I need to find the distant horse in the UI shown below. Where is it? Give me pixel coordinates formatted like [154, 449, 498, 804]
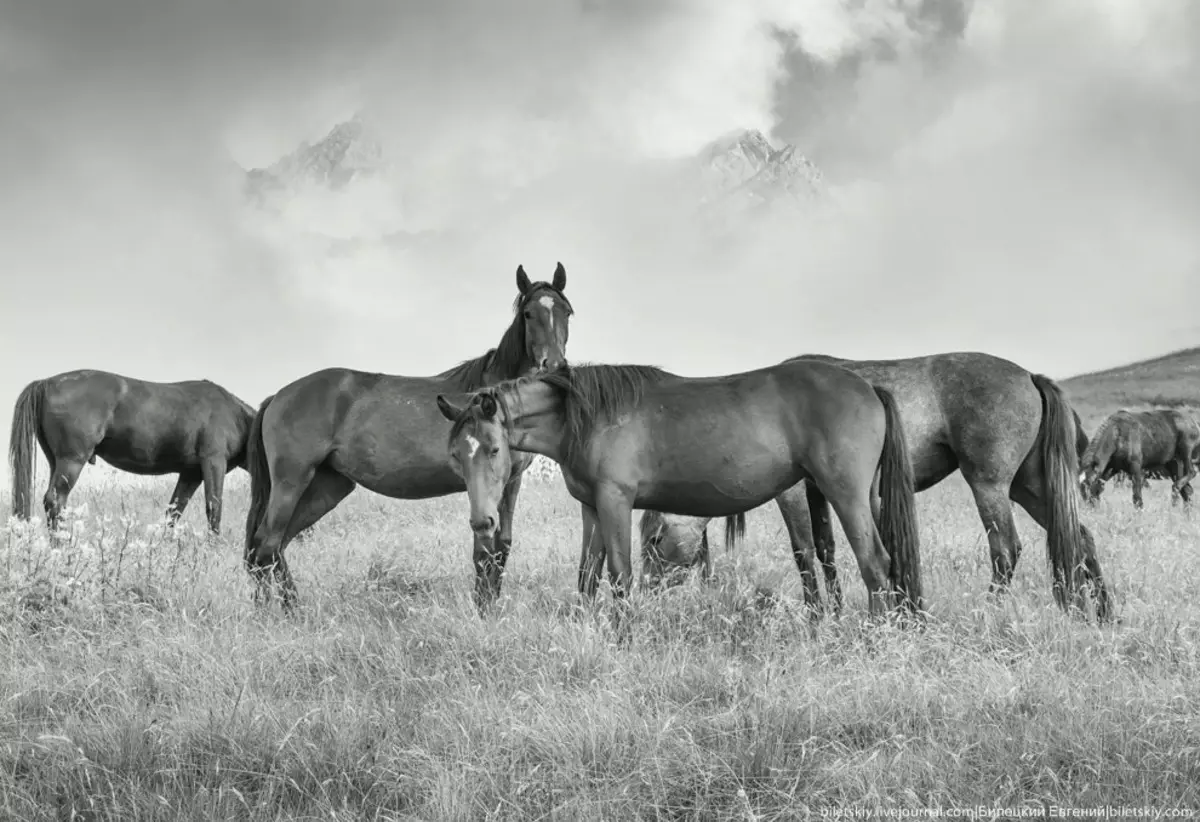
[1080, 409, 1200, 508]
[8, 371, 257, 534]
[244, 264, 574, 611]
[436, 359, 925, 624]
[638, 352, 1110, 622]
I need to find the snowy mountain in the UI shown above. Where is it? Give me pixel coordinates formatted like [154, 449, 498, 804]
[697, 129, 823, 211]
[241, 119, 822, 237]
[245, 116, 386, 206]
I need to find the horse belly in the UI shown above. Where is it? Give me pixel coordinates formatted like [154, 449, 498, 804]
[94, 433, 192, 475]
[338, 452, 465, 500]
[637, 430, 798, 517]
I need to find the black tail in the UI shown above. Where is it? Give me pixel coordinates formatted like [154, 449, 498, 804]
[1072, 407, 1088, 461]
[723, 513, 746, 552]
[243, 395, 273, 562]
[8, 380, 44, 520]
[874, 385, 924, 613]
[1030, 374, 1100, 616]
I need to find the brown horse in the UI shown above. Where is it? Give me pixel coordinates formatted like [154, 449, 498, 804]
[8, 371, 256, 534]
[243, 264, 574, 610]
[436, 360, 925, 625]
[1080, 409, 1200, 507]
[638, 352, 1110, 622]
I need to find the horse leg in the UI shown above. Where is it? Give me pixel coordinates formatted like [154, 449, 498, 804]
[43, 457, 86, 535]
[246, 462, 316, 611]
[200, 456, 227, 536]
[1173, 448, 1197, 503]
[826, 493, 894, 619]
[577, 504, 605, 599]
[473, 469, 525, 613]
[281, 468, 355, 544]
[964, 478, 1024, 593]
[774, 484, 820, 613]
[165, 470, 202, 529]
[807, 482, 844, 614]
[594, 489, 635, 641]
[597, 499, 635, 598]
[698, 528, 712, 582]
[1010, 483, 1112, 622]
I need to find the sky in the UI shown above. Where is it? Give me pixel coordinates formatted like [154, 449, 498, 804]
[2, 0, 1200, 483]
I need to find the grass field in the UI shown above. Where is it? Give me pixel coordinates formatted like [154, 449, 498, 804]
[5, 349, 1200, 820]
[3, 460, 1200, 821]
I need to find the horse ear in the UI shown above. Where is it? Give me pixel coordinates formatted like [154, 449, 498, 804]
[516, 265, 531, 295]
[479, 393, 498, 419]
[552, 262, 567, 292]
[436, 395, 463, 422]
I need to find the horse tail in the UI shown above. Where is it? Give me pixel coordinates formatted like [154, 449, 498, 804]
[723, 513, 746, 552]
[1030, 374, 1087, 613]
[243, 394, 273, 560]
[1072, 407, 1088, 461]
[874, 385, 923, 613]
[8, 380, 45, 520]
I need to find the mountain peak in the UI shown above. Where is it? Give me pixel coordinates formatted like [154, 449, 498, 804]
[697, 128, 822, 213]
[244, 113, 385, 202]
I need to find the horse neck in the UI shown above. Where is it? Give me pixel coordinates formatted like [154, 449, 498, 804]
[505, 382, 566, 461]
[483, 311, 537, 385]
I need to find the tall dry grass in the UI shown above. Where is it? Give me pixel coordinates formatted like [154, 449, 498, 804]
[2, 468, 1199, 820]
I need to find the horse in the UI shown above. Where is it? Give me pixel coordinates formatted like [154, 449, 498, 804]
[1080, 409, 1200, 508]
[243, 264, 574, 611]
[435, 359, 925, 626]
[637, 352, 1110, 622]
[8, 371, 257, 534]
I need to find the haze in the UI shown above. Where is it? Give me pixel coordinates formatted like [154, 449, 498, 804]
[3, 0, 1199, 480]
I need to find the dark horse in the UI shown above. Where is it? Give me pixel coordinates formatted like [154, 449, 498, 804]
[1080, 409, 1200, 508]
[8, 370, 257, 533]
[638, 352, 1110, 622]
[436, 360, 925, 623]
[243, 264, 574, 610]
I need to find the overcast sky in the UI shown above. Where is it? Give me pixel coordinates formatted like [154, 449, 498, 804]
[2, 0, 1199, 478]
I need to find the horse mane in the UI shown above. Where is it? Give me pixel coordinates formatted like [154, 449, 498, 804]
[436, 283, 574, 392]
[1081, 411, 1129, 468]
[638, 509, 663, 546]
[538, 363, 673, 462]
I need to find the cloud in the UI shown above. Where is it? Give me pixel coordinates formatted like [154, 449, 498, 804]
[1, 0, 1198, 477]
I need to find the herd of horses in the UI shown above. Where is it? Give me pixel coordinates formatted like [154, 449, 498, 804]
[7, 262, 1195, 630]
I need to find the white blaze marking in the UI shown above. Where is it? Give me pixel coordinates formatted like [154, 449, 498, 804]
[539, 295, 556, 329]
[465, 434, 480, 458]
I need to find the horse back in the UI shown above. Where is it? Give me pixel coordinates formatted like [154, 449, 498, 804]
[793, 351, 1045, 487]
[40, 370, 251, 469]
[259, 367, 461, 495]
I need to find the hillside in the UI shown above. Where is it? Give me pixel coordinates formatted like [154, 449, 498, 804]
[1062, 346, 1200, 426]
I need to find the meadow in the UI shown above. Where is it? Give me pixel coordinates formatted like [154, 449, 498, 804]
[2, 450, 1199, 821]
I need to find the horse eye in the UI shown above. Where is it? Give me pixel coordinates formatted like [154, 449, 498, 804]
[489, 447, 500, 457]
[523, 310, 533, 320]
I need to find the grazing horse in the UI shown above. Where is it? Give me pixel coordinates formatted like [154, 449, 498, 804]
[8, 371, 257, 534]
[436, 360, 925, 625]
[1080, 409, 1200, 508]
[638, 352, 1110, 622]
[243, 264, 574, 610]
